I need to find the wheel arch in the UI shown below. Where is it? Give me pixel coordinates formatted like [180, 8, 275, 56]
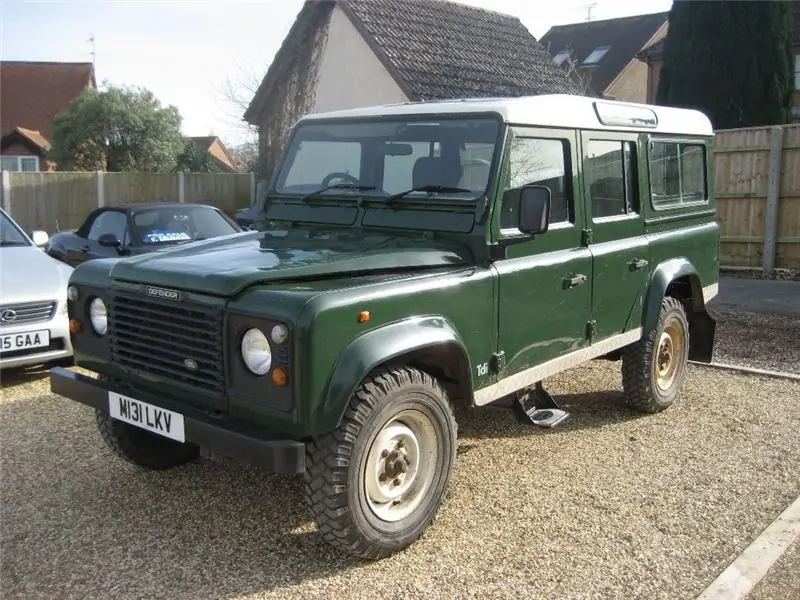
[312, 316, 473, 437]
[643, 257, 716, 363]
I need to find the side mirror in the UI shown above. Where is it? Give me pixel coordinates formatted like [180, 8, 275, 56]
[97, 233, 122, 248]
[31, 230, 49, 248]
[518, 185, 551, 235]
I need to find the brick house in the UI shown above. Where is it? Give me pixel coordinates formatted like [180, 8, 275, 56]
[0, 61, 96, 172]
[243, 0, 586, 179]
[188, 136, 240, 172]
[539, 11, 668, 103]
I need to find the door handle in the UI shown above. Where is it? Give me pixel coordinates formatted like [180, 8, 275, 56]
[628, 258, 649, 271]
[80, 246, 91, 252]
[564, 274, 587, 288]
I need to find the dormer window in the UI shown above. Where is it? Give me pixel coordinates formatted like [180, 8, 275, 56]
[553, 49, 573, 67]
[583, 45, 610, 66]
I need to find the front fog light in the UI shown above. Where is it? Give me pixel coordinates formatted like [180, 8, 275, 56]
[242, 328, 272, 375]
[270, 324, 289, 344]
[89, 297, 108, 335]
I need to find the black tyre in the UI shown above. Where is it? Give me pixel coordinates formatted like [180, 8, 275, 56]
[95, 410, 200, 470]
[622, 296, 690, 413]
[305, 366, 458, 560]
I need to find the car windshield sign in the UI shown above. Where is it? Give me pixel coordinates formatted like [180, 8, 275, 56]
[273, 116, 501, 204]
[131, 206, 238, 245]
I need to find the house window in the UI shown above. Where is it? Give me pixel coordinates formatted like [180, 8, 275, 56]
[0, 156, 39, 172]
[501, 137, 572, 230]
[649, 141, 708, 208]
[553, 49, 572, 67]
[795, 55, 799, 90]
[583, 46, 610, 66]
[585, 140, 639, 219]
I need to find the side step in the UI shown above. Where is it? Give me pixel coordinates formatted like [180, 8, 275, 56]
[512, 382, 570, 429]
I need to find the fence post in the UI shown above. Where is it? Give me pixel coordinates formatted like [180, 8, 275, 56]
[97, 170, 105, 208]
[763, 126, 785, 274]
[1, 170, 10, 215]
[250, 172, 256, 208]
[178, 171, 185, 203]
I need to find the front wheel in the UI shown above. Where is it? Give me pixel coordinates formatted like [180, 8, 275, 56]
[304, 366, 458, 560]
[622, 296, 690, 413]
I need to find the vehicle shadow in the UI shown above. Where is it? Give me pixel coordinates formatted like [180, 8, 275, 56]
[0, 394, 367, 600]
[0, 364, 54, 387]
[454, 387, 651, 443]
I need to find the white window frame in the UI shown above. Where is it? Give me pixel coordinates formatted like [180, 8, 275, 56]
[0, 155, 40, 172]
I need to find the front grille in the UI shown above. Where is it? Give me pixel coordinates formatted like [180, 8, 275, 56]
[0, 301, 57, 327]
[109, 291, 224, 393]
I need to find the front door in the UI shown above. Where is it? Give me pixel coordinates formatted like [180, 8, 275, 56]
[67, 210, 129, 266]
[580, 134, 649, 341]
[492, 128, 592, 378]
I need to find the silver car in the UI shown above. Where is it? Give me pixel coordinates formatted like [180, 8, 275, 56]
[1, 208, 74, 370]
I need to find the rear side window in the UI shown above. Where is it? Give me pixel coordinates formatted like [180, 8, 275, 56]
[649, 141, 708, 208]
[585, 140, 639, 219]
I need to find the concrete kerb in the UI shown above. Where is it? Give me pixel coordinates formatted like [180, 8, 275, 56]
[695, 495, 800, 600]
[689, 361, 800, 382]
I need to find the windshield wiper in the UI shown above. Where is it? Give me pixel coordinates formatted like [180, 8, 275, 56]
[385, 185, 473, 207]
[0, 241, 28, 247]
[301, 182, 377, 203]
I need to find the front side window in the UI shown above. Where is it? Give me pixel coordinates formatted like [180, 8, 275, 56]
[274, 116, 502, 200]
[585, 139, 639, 219]
[88, 211, 128, 242]
[649, 141, 707, 208]
[501, 137, 571, 230]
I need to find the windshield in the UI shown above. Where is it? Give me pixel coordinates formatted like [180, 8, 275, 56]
[130, 206, 239, 245]
[274, 116, 502, 201]
[0, 210, 31, 247]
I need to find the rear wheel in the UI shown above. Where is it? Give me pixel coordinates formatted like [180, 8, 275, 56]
[304, 366, 457, 560]
[622, 296, 690, 413]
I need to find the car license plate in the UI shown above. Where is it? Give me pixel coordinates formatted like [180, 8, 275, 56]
[108, 392, 186, 443]
[0, 329, 50, 354]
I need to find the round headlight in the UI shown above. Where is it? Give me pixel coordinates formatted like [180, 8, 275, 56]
[67, 285, 80, 301]
[241, 328, 272, 375]
[270, 324, 289, 345]
[89, 297, 107, 336]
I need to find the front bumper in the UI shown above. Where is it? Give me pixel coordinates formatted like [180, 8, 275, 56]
[49, 367, 306, 475]
[0, 311, 73, 370]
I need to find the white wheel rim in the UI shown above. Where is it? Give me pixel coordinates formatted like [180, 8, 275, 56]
[363, 409, 438, 522]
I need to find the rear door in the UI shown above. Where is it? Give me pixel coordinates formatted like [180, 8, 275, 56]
[580, 132, 649, 341]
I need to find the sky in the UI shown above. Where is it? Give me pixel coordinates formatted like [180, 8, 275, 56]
[1, 0, 673, 146]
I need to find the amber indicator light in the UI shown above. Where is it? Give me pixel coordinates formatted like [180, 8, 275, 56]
[272, 367, 288, 387]
[358, 311, 371, 323]
[69, 319, 83, 334]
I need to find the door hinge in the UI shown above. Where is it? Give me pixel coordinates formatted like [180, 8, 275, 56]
[581, 228, 593, 246]
[491, 351, 506, 374]
[586, 320, 597, 341]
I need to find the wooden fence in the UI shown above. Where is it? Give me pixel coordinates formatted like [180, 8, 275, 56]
[715, 124, 800, 271]
[1, 171, 255, 233]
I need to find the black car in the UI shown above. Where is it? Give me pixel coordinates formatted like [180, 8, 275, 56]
[46, 203, 243, 268]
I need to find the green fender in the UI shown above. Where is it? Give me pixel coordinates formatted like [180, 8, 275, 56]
[643, 257, 703, 334]
[313, 316, 471, 436]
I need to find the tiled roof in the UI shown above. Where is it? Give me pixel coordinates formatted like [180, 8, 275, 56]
[0, 61, 95, 145]
[245, 0, 586, 122]
[340, 0, 586, 100]
[189, 136, 239, 172]
[539, 11, 668, 94]
[14, 127, 53, 152]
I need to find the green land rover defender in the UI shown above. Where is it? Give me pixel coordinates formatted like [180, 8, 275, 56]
[51, 95, 719, 559]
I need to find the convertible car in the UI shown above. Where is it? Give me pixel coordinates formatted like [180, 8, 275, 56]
[46, 203, 243, 267]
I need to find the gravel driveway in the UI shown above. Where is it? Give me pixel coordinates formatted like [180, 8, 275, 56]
[2, 351, 798, 600]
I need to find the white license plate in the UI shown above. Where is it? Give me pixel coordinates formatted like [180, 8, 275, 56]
[108, 392, 186, 443]
[0, 329, 50, 353]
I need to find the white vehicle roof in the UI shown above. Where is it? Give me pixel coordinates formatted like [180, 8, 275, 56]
[300, 94, 713, 137]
